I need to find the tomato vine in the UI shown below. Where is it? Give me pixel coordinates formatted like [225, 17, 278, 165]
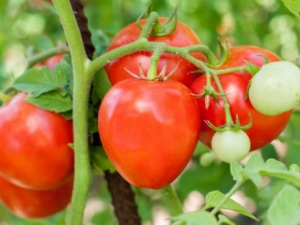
[13, 0, 300, 224]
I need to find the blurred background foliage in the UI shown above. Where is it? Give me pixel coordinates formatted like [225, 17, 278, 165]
[0, 0, 300, 225]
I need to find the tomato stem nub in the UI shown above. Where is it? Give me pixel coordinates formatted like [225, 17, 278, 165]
[147, 44, 166, 80]
[138, 12, 159, 39]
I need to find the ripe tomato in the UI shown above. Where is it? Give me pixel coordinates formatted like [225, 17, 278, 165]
[220, 45, 281, 73]
[105, 18, 205, 86]
[98, 78, 200, 189]
[0, 174, 72, 219]
[190, 72, 292, 151]
[35, 54, 64, 70]
[0, 93, 74, 189]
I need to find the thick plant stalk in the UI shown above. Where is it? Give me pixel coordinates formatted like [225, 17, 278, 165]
[70, 0, 95, 59]
[105, 171, 142, 225]
[70, 1, 141, 224]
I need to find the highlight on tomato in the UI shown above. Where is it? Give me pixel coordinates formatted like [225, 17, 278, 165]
[219, 45, 282, 72]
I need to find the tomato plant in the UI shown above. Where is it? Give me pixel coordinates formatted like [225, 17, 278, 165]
[0, 93, 74, 190]
[98, 78, 200, 189]
[249, 61, 300, 116]
[104, 17, 205, 86]
[3, 1, 300, 225]
[0, 174, 72, 219]
[190, 72, 292, 151]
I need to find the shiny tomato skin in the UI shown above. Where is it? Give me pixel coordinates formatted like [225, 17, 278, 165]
[190, 73, 292, 151]
[0, 174, 72, 219]
[0, 93, 74, 190]
[220, 45, 281, 73]
[105, 18, 205, 86]
[98, 79, 200, 189]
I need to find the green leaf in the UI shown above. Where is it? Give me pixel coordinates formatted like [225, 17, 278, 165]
[93, 68, 112, 99]
[204, 191, 258, 221]
[170, 211, 218, 225]
[230, 161, 243, 182]
[176, 161, 235, 199]
[282, 0, 300, 18]
[26, 91, 72, 113]
[217, 214, 236, 225]
[267, 185, 300, 225]
[260, 144, 279, 161]
[12, 63, 72, 97]
[89, 146, 115, 174]
[260, 159, 300, 187]
[243, 154, 264, 187]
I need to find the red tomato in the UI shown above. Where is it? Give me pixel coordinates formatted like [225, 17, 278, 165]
[98, 78, 200, 189]
[35, 54, 64, 70]
[0, 174, 72, 219]
[0, 93, 74, 189]
[105, 18, 205, 86]
[220, 45, 281, 73]
[190, 73, 292, 151]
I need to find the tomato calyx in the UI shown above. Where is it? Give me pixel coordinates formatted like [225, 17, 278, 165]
[137, 2, 177, 37]
[192, 85, 225, 109]
[215, 40, 230, 67]
[205, 113, 253, 133]
[125, 44, 181, 82]
[244, 61, 261, 75]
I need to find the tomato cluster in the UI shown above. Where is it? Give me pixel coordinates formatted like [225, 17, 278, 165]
[190, 46, 292, 152]
[100, 17, 296, 187]
[0, 55, 73, 218]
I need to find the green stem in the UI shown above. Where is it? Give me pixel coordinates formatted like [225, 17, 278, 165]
[87, 42, 214, 82]
[161, 185, 183, 216]
[183, 45, 219, 66]
[211, 71, 234, 127]
[147, 43, 166, 80]
[210, 180, 245, 216]
[52, 1, 91, 225]
[138, 11, 159, 39]
[213, 65, 248, 75]
[26, 46, 69, 69]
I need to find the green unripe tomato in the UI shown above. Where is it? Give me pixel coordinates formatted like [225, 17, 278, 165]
[249, 61, 300, 116]
[211, 130, 250, 163]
